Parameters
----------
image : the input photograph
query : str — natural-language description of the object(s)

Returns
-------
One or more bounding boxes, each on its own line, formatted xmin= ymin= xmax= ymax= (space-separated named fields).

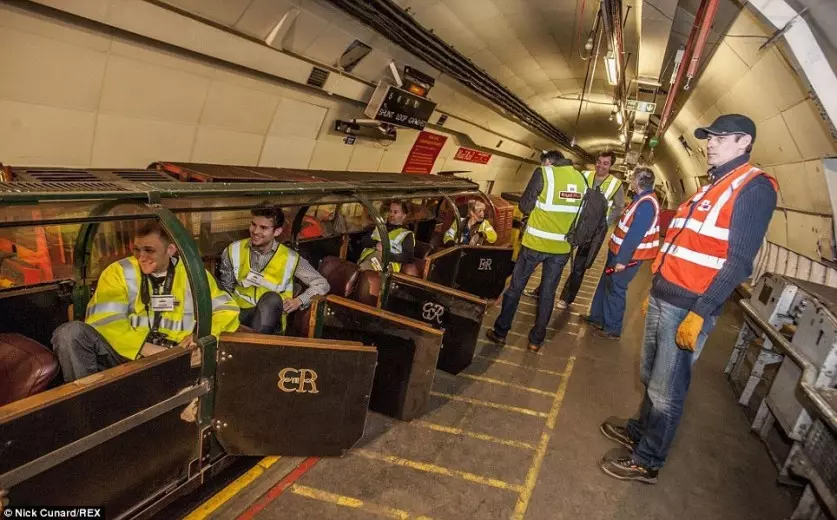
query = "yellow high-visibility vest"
xmin=359 ymin=227 xmax=414 ymax=273
xmin=443 ymin=218 xmax=497 ymax=245
xmin=85 ymin=257 xmax=240 ymax=360
xmin=522 ymin=165 xmax=585 ymax=254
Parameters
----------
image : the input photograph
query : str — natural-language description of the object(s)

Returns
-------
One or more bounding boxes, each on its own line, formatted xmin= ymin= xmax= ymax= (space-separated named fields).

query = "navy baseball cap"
xmin=694 ymin=114 xmax=756 ymax=142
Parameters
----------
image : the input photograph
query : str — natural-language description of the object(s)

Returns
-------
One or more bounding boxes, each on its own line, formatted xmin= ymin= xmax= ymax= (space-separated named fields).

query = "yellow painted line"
xmin=354 ymin=449 xmax=523 ymax=493
xmin=473 ymin=354 xmax=569 ymax=377
xmin=183 ymin=456 xmax=280 ymax=520
xmin=512 ymin=356 xmax=577 ymax=520
xmin=456 ymin=373 xmax=556 ymax=397
xmin=477 ymin=339 xmax=543 ymax=355
xmin=291 ymin=484 xmax=432 ymax=519
xmin=430 ymin=391 xmax=548 ymax=418
xmin=412 ymin=420 xmax=537 ymax=450
xmin=480 ymin=326 xmax=578 ymax=337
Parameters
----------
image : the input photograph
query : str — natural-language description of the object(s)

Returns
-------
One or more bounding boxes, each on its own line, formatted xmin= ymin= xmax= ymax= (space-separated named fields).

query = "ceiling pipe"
xmin=600 ymin=0 xmax=627 ymax=124
xmin=655 ymin=0 xmax=718 ymax=136
xmin=684 ymin=0 xmax=720 ymax=90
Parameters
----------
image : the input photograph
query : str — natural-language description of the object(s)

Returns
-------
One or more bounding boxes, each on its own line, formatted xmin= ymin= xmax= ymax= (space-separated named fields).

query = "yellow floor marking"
xmin=291 ymin=484 xmax=433 ymax=519
xmin=473 ymin=354 xmax=569 ymax=377
xmin=480 ymin=326 xmax=578 ymax=338
xmin=512 ymin=356 xmax=577 ymax=520
xmin=354 ymin=449 xmax=523 ymax=493
xmin=411 ymin=420 xmax=537 ymax=450
xmin=477 ymin=339 xmax=544 ymax=355
xmin=183 ymin=456 xmax=280 ymax=520
xmin=456 ymin=373 xmax=556 ymax=397
xmin=430 ymin=391 xmax=548 ymax=418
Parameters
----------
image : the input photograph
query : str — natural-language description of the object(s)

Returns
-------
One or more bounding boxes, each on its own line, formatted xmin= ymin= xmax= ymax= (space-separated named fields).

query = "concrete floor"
xmin=207 ymin=254 xmax=799 ymax=519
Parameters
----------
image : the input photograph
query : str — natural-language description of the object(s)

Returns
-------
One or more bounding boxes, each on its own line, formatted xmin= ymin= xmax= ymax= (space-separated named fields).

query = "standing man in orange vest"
xmin=583 ymin=167 xmax=659 ymax=339
xmin=599 ymin=114 xmax=778 ymax=484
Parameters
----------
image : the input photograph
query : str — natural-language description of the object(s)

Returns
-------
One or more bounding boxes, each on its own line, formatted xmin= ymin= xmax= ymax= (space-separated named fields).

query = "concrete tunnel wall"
xmin=0 ymin=0 xmax=574 ymax=197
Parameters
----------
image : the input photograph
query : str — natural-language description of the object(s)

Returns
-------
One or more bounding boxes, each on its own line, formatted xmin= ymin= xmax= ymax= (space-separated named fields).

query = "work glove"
xmin=675 ymin=312 xmax=704 ymax=352
xmin=641 ymin=296 xmax=649 ymax=317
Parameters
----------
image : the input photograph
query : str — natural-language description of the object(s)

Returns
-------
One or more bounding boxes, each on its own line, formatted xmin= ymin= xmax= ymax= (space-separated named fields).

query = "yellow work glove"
xmin=641 ymin=296 xmax=650 ymax=317
xmin=675 ymin=312 xmax=704 ymax=352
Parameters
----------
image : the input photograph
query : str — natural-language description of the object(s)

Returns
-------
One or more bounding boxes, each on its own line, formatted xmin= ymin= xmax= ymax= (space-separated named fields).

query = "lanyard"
xmin=141 ymin=261 xmax=176 ymax=332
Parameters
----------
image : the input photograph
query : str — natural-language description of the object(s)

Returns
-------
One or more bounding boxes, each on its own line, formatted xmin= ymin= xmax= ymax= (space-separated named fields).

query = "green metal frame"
xmin=352 ymin=193 xmax=391 ymax=305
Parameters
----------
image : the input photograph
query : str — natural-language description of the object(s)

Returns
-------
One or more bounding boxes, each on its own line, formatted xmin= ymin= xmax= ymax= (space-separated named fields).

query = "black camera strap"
xmin=141 ymin=260 xmax=176 ymax=333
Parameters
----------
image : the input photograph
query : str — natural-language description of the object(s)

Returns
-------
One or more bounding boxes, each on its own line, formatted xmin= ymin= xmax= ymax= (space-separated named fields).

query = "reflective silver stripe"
xmin=444 ymin=225 xmax=456 ymax=239
xmin=602 ymin=177 xmax=620 ymax=200
xmin=276 ymin=249 xmax=298 ymax=292
xmin=119 ymin=258 xmax=139 ymax=307
xmin=660 ymin=242 xmax=725 ymax=269
xmin=669 ymin=217 xmax=729 ymax=240
xmin=612 ymin=234 xmax=659 ymax=249
xmin=89 ymin=314 xmax=128 ymax=327
xmin=704 ymin=167 xmax=758 ymax=229
xmin=216 ymin=305 xmax=239 ymax=312
xmin=86 ymin=301 xmax=130 ymax=318
xmin=160 ymin=317 xmax=191 ymax=332
xmin=389 ymin=230 xmax=411 ymax=255
xmin=212 ymin=293 xmax=233 ymax=308
xmin=617 ymin=195 xmax=660 ymax=237
xmin=536 ymin=165 xmax=584 ymax=212
xmin=230 ymin=240 xmax=243 ymax=280
xmin=535 ymin=201 xmax=583 ymax=212
xmin=130 ymin=314 xmax=150 ymax=328
xmin=526 ymin=226 xmax=566 ymax=241
xmin=233 ymin=288 xmax=257 ymax=305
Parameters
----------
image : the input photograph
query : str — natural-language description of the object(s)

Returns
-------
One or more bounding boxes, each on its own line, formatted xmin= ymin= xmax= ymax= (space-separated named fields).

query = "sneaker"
xmin=485 ymin=329 xmax=506 ymax=344
xmin=600 ymin=421 xmax=637 ymax=452
xmin=594 ymin=329 xmax=620 ymax=340
xmin=527 ymin=343 xmax=542 ymax=352
xmin=523 ymin=288 xmax=540 ymax=298
xmin=579 ymin=314 xmax=603 ymax=329
xmin=556 ymin=300 xmax=568 ymax=309
xmin=600 ymin=456 xmax=658 ymax=484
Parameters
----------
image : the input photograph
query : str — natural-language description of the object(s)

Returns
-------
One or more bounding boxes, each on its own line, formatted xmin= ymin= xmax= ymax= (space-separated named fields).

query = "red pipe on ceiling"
xmin=655 ymin=0 xmax=719 ymax=135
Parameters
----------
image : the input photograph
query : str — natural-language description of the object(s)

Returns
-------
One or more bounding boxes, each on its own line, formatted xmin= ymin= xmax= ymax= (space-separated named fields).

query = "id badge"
xmin=244 ymin=271 xmax=264 ymax=288
xmin=150 ymin=295 xmax=176 ymax=312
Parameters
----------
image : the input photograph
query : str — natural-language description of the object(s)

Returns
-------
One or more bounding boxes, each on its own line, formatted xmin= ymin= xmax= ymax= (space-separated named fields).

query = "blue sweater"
xmin=613 ymin=190 xmax=656 ymax=266
xmin=651 ymin=154 xmax=777 ymax=318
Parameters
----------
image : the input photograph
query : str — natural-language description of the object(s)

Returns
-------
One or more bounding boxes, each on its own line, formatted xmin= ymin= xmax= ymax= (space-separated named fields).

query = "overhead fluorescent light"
xmin=616 ymin=110 xmax=624 ymax=126
xmin=604 ymin=52 xmax=618 ymax=86
xmin=619 ymin=132 xmax=627 ymax=144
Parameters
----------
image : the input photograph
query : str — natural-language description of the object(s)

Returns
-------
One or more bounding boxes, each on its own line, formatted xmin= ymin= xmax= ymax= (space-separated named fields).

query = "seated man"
xmin=218 ymin=204 xmax=329 ymax=334
xmin=443 ymin=200 xmax=498 ymax=246
xmin=358 ymin=199 xmax=415 ymax=272
xmin=52 ymin=221 xmax=240 ymax=382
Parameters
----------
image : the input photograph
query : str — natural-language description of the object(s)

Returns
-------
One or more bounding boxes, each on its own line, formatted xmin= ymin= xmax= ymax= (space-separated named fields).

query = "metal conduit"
xmin=323 ymin=0 xmax=594 ymax=162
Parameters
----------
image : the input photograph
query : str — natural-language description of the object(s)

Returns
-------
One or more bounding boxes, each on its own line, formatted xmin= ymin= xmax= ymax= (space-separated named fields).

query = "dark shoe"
xmin=600 ymin=421 xmax=637 ymax=452
xmin=486 ymin=329 xmax=506 ymax=344
xmin=580 ymin=315 xmax=604 ymax=329
xmin=523 ymin=288 xmax=540 ymax=298
xmin=527 ymin=343 xmax=542 ymax=352
xmin=600 ymin=456 xmax=658 ymax=484
xmin=594 ymin=329 xmax=620 ymax=340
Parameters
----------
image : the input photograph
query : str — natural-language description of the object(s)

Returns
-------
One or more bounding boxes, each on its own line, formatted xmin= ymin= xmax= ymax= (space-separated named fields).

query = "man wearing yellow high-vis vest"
xmin=218 ymin=204 xmax=330 ymax=334
xmin=52 ymin=221 xmax=240 ymax=382
xmin=443 ymin=200 xmax=497 ymax=246
xmin=525 ymin=151 xmax=624 ymax=307
xmin=486 ymin=150 xmax=582 ymax=352
xmin=358 ymin=200 xmax=415 ymax=273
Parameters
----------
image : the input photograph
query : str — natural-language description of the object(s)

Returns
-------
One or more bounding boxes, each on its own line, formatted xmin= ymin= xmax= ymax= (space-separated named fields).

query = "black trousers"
xmin=531 ymin=243 xmax=591 ymax=304
xmin=240 ymin=292 xmax=284 ymax=334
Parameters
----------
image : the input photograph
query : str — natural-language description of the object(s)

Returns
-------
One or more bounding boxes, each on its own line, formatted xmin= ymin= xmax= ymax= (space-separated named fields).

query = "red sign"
xmin=402 ymin=131 xmax=448 ymax=174
xmin=453 ymin=147 xmax=492 ymax=164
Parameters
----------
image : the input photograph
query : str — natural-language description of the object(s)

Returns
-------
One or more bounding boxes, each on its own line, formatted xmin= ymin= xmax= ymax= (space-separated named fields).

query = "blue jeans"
xmin=626 ymin=296 xmax=717 ymax=468
xmin=493 ymin=245 xmax=570 ymax=346
xmin=588 ymin=251 xmax=641 ymax=335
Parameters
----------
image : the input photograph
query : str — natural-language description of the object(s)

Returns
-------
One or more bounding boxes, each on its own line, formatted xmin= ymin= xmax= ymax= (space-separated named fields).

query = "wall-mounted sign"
xmin=453 ymin=147 xmax=492 ymax=164
xmin=365 ymin=84 xmax=437 ymax=130
xmin=343 ymin=135 xmax=356 ymax=145
xmin=626 ymin=99 xmax=657 ymax=113
xmin=402 ymin=131 xmax=448 ymax=175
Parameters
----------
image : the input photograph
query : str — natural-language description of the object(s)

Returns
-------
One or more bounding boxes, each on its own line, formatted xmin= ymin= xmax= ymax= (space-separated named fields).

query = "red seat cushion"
xmin=0 ymin=333 xmax=58 ymax=407
xmin=319 ymin=256 xmax=361 ymax=299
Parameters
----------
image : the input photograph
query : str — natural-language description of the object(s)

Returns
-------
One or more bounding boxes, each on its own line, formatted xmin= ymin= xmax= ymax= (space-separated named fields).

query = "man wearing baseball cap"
xmin=599 ymin=114 xmax=778 ymax=483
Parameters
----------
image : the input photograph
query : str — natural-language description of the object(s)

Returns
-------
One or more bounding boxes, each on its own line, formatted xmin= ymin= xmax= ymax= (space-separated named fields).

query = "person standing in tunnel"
xmin=524 ymin=151 xmax=624 ymax=307
xmin=486 ymin=150 xmax=581 ymax=352
xmin=583 ymin=167 xmax=659 ymax=339
xmin=599 ymin=114 xmax=778 ymax=484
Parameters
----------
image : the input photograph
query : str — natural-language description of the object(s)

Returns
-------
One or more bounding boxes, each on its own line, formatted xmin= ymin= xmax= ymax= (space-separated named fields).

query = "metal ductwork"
xmin=322 ymin=0 xmax=594 ymax=162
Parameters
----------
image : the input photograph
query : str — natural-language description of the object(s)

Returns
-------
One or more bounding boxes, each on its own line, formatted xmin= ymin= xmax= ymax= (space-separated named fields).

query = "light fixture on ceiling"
xmin=616 ymin=109 xmax=623 ymax=126
xmin=619 ymin=132 xmax=626 ymax=144
xmin=584 ymin=34 xmax=594 ymax=53
xmin=609 ymin=105 xmax=616 ymax=121
xmin=604 ymin=52 xmax=618 ymax=86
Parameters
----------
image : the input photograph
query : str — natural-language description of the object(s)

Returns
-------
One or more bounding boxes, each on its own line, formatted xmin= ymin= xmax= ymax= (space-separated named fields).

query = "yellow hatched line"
xmin=411 ymin=420 xmax=537 ymax=450
xmin=456 ymin=373 xmax=556 ymax=397
xmin=354 ymin=449 xmax=523 ymax=493
xmin=512 ymin=356 xmax=577 ymax=520
xmin=430 ymin=392 xmax=548 ymax=418
xmin=291 ymin=484 xmax=433 ymax=519
xmin=183 ymin=456 xmax=280 ymax=520
xmin=473 ymin=354 xmax=569 ymax=377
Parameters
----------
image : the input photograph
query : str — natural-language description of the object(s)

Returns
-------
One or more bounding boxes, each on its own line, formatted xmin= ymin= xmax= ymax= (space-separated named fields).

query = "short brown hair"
xmin=136 ymin=220 xmax=171 ymax=243
xmin=597 ymin=151 xmax=617 ymax=164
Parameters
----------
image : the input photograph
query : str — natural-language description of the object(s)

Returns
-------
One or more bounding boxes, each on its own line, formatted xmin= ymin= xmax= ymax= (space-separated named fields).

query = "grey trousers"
xmin=52 ymin=321 xmax=129 ymax=382
xmin=239 ymin=292 xmax=285 ymax=334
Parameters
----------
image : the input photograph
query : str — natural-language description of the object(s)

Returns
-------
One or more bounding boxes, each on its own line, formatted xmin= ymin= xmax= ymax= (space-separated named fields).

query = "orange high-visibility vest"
xmin=609 ymin=193 xmax=660 ymax=261
xmin=651 ymin=163 xmax=778 ymax=293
